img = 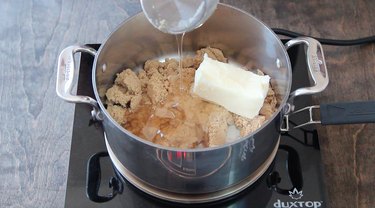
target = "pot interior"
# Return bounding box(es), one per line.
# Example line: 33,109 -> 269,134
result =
93,4 -> 292,146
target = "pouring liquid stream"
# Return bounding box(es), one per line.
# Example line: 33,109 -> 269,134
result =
176,32 -> 186,91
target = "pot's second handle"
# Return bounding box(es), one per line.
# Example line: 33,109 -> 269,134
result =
282,101 -> 375,130
56,45 -> 102,121
320,101 -> 375,125
284,37 -> 329,113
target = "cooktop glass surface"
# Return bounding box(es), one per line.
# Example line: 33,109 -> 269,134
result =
64,44 -> 327,208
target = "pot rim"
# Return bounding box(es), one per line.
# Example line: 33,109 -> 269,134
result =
91,3 -> 292,152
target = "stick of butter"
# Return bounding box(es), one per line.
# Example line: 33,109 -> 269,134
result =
193,54 -> 270,119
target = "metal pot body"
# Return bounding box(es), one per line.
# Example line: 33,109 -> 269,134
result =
57,4 -> 328,194
102,111 -> 280,194
93,4 -> 291,194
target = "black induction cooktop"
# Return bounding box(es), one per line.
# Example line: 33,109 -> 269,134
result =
64,44 -> 327,208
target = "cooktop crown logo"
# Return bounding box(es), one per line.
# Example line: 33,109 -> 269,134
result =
273,188 -> 323,208
289,188 -> 303,200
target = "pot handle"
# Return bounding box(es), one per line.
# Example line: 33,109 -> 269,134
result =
56,45 -> 103,121
282,101 -> 375,130
284,37 -> 329,113
320,101 -> 375,125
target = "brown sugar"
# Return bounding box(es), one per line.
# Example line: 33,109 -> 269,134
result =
106,69 -> 143,111
233,114 -> 266,137
147,72 -> 168,104
105,47 -> 278,149
195,47 -> 228,65
260,87 -> 277,119
207,107 -> 234,147
115,69 -> 142,94
106,85 -> 132,108
107,104 -> 127,125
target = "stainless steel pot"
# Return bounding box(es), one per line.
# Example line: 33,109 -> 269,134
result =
56,4 -> 330,202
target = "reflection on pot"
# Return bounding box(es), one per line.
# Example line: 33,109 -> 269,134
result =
239,137 -> 256,162
157,147 -> 232,178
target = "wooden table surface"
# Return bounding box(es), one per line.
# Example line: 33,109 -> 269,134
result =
0,0 -> 374,207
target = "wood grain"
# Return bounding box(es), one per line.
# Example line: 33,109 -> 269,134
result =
0,0 -> 141,207
0,0 -> 374,207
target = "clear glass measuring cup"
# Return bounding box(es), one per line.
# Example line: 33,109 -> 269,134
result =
140,0 -> 220,34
